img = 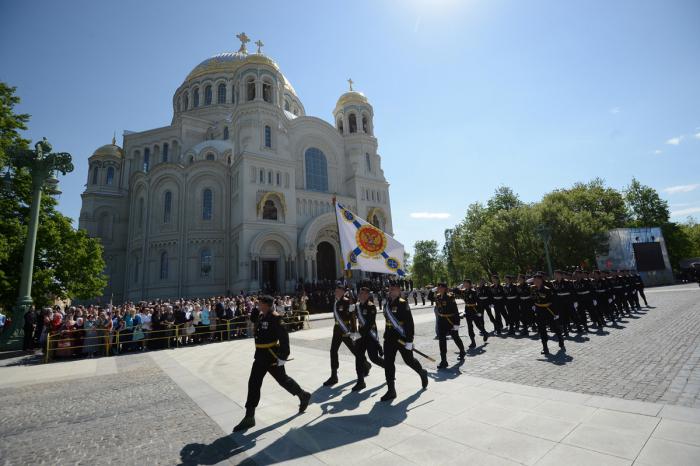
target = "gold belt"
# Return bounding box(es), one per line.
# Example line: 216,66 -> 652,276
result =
466,304 -> 477,308
386,321 -> 404,328
534,303 -> 551,308
255,341 -> 279,349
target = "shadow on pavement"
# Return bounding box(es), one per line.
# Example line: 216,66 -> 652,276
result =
539,349 -> 573,366
178,390 -> 426,465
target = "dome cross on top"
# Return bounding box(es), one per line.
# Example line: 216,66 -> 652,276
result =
236,32 -> 250,54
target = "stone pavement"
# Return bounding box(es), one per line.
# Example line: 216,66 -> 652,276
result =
0,283 -> 698,465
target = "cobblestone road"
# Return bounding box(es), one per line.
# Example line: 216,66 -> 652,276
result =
297,284 -> 700,407
0,354 -> 228,466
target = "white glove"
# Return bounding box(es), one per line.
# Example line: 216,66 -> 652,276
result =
532,306 -> 536,312
477,313 -> 483,317
277,359 -> 285,367
593,299 -> 597,306
553,315 -> 560,320
574,302 -> 578,309
405,342 -> 413,350
608,298 -> 613,304
350,332 -> 361,341
452,325 -> 460,331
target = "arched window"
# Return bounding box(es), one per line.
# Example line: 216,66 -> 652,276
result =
372,215 -> 381,228
91,166 -> 99,185
193,87 -> 200,107
200,248 -> 212,278
106,166 -> 115,185
284,99 -> 290,111
231,85 -> 235,104
217,83 -> 226,104
223,127 -> 229,140
362,114 -> 369,133
276,172 -> 281,185
162,143 -> 169,163
259,169 -> 264,183
305,147 -> 328,192
176,98 -> 181,112
262,80 -> 272,103
183,93 -> 189,110
264,125 -> 272,148
262,200 -> 278,220
202,188 -> 212,220
246,78 -> 256,101
204,85 -> 212,105
205,153 -> 215,161
163,191 -> 172,224
267,170 -> 272,184
143,148 -> 150,172
160,252 -> 168,280
138,197 -> 144,229
337,118 -> 344,134
365,153 -> 371,173
349,114 -> 357,133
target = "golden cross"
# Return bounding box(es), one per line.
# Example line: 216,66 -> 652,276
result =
255,39 -> 264,54
347,78 -> 354,91
236,32 -> 250,54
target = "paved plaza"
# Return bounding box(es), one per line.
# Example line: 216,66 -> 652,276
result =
0,284 -> 699,465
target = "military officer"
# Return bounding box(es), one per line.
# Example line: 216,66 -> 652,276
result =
571,269 -> 592,332
490,273 -> 508,334
551,270 -> 579,335
461,279 -> 489,348
352,287 -> 385,392
503,275 -> 520,335
434,282 -> 466,369
476,278 -> 498,333
382,282 -> 429,402
233,295 -> 311,432
517,274 -> 535,335
631,270 -> 648,307
324,284 -> 370,387
531,272 -> 566,355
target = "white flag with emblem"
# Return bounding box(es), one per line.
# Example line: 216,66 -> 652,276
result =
334,201 -> 406,276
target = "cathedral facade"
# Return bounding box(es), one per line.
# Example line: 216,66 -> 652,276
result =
78,36 -> 393,302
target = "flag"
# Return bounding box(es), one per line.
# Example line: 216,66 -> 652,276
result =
335,200 -> 406,276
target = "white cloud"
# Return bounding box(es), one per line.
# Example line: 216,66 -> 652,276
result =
653,149 -> 662,155
663,184 -> 700,194
694,131 -> 700,140
410,212 -> 451,219
671,206 -> 700,217
609,107 -> 621,114
666,135 -> 683,145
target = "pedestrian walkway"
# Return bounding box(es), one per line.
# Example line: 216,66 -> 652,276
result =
150,338 -> 700,465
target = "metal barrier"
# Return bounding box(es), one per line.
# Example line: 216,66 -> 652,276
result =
43,311 -> 310,364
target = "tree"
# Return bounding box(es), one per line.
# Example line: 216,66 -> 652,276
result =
412,240 -> 441,286
624,177 -> 670,227
0,83 -> 107,313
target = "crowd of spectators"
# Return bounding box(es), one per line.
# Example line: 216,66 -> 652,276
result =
22,293 -> 308,359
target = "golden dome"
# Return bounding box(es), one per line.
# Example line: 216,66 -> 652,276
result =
92,141 -> 123,158
335,91 -> 369,111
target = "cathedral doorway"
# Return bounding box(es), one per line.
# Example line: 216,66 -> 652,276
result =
261,260 -> 278,293
316,241 -> 337,281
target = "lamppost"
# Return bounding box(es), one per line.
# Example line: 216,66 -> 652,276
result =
535,224 -> 553,278
0,138 -> 73,347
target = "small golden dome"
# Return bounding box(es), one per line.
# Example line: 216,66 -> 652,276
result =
92,142 -> 123,158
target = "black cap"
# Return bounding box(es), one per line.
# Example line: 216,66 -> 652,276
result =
462,278 -> 472,284
389,282 -> 401,288
335,283 -> 346,291
505,274 -> 514,279
534,271 -> 545,278
437,282 -> 448,288
259,295 -> 274,305
554,269 -> 564,274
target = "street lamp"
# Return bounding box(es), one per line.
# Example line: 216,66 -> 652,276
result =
535,224 -> 554,278
0,138 -> 73,347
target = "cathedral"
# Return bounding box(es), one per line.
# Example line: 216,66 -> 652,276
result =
79,34 -> 394,302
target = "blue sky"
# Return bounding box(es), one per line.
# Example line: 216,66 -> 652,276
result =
1,0 -> 699,254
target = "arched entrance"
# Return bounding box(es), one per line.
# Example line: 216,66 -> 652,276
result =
316,241 -> 337,281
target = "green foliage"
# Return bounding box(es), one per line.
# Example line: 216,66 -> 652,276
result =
421,178 -> 697,286
411,240 -> 441,286
0,82 -> 107,313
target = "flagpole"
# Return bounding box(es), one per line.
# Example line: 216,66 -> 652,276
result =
331,194 -> 346,282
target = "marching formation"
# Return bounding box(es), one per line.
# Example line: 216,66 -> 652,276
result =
233,268 -> 649,431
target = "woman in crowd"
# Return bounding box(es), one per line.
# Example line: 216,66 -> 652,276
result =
83,312 -> 99,357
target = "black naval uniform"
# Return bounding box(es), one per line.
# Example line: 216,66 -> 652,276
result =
610,275 -> 630,316
573,277 -> 602,329
434,291 -> 466,367
551,278 -> 578,334
504,281 -> 520,334
531,284 -> 565,354
383,296 -> 427,398
518,280 -> 535,334
353,300 -> 385,387
593,276 -> 616,324
476,283 -> 498,332
326,296 -> 369,384
462,287 -> 489,347
632,272 -> 648,307
244,308 -> 305,413
490,281 -> 508,333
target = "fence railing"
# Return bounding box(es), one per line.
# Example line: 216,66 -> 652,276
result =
43,311 -> 310,364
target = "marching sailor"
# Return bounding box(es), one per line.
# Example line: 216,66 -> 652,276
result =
434,282 -> 467,369
233,295 -> 311,432
382,282 -> 429,402
531,273 -> 566,355
352,286 -> 386,392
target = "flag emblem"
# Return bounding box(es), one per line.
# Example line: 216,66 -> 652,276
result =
355,224 -> 386,257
